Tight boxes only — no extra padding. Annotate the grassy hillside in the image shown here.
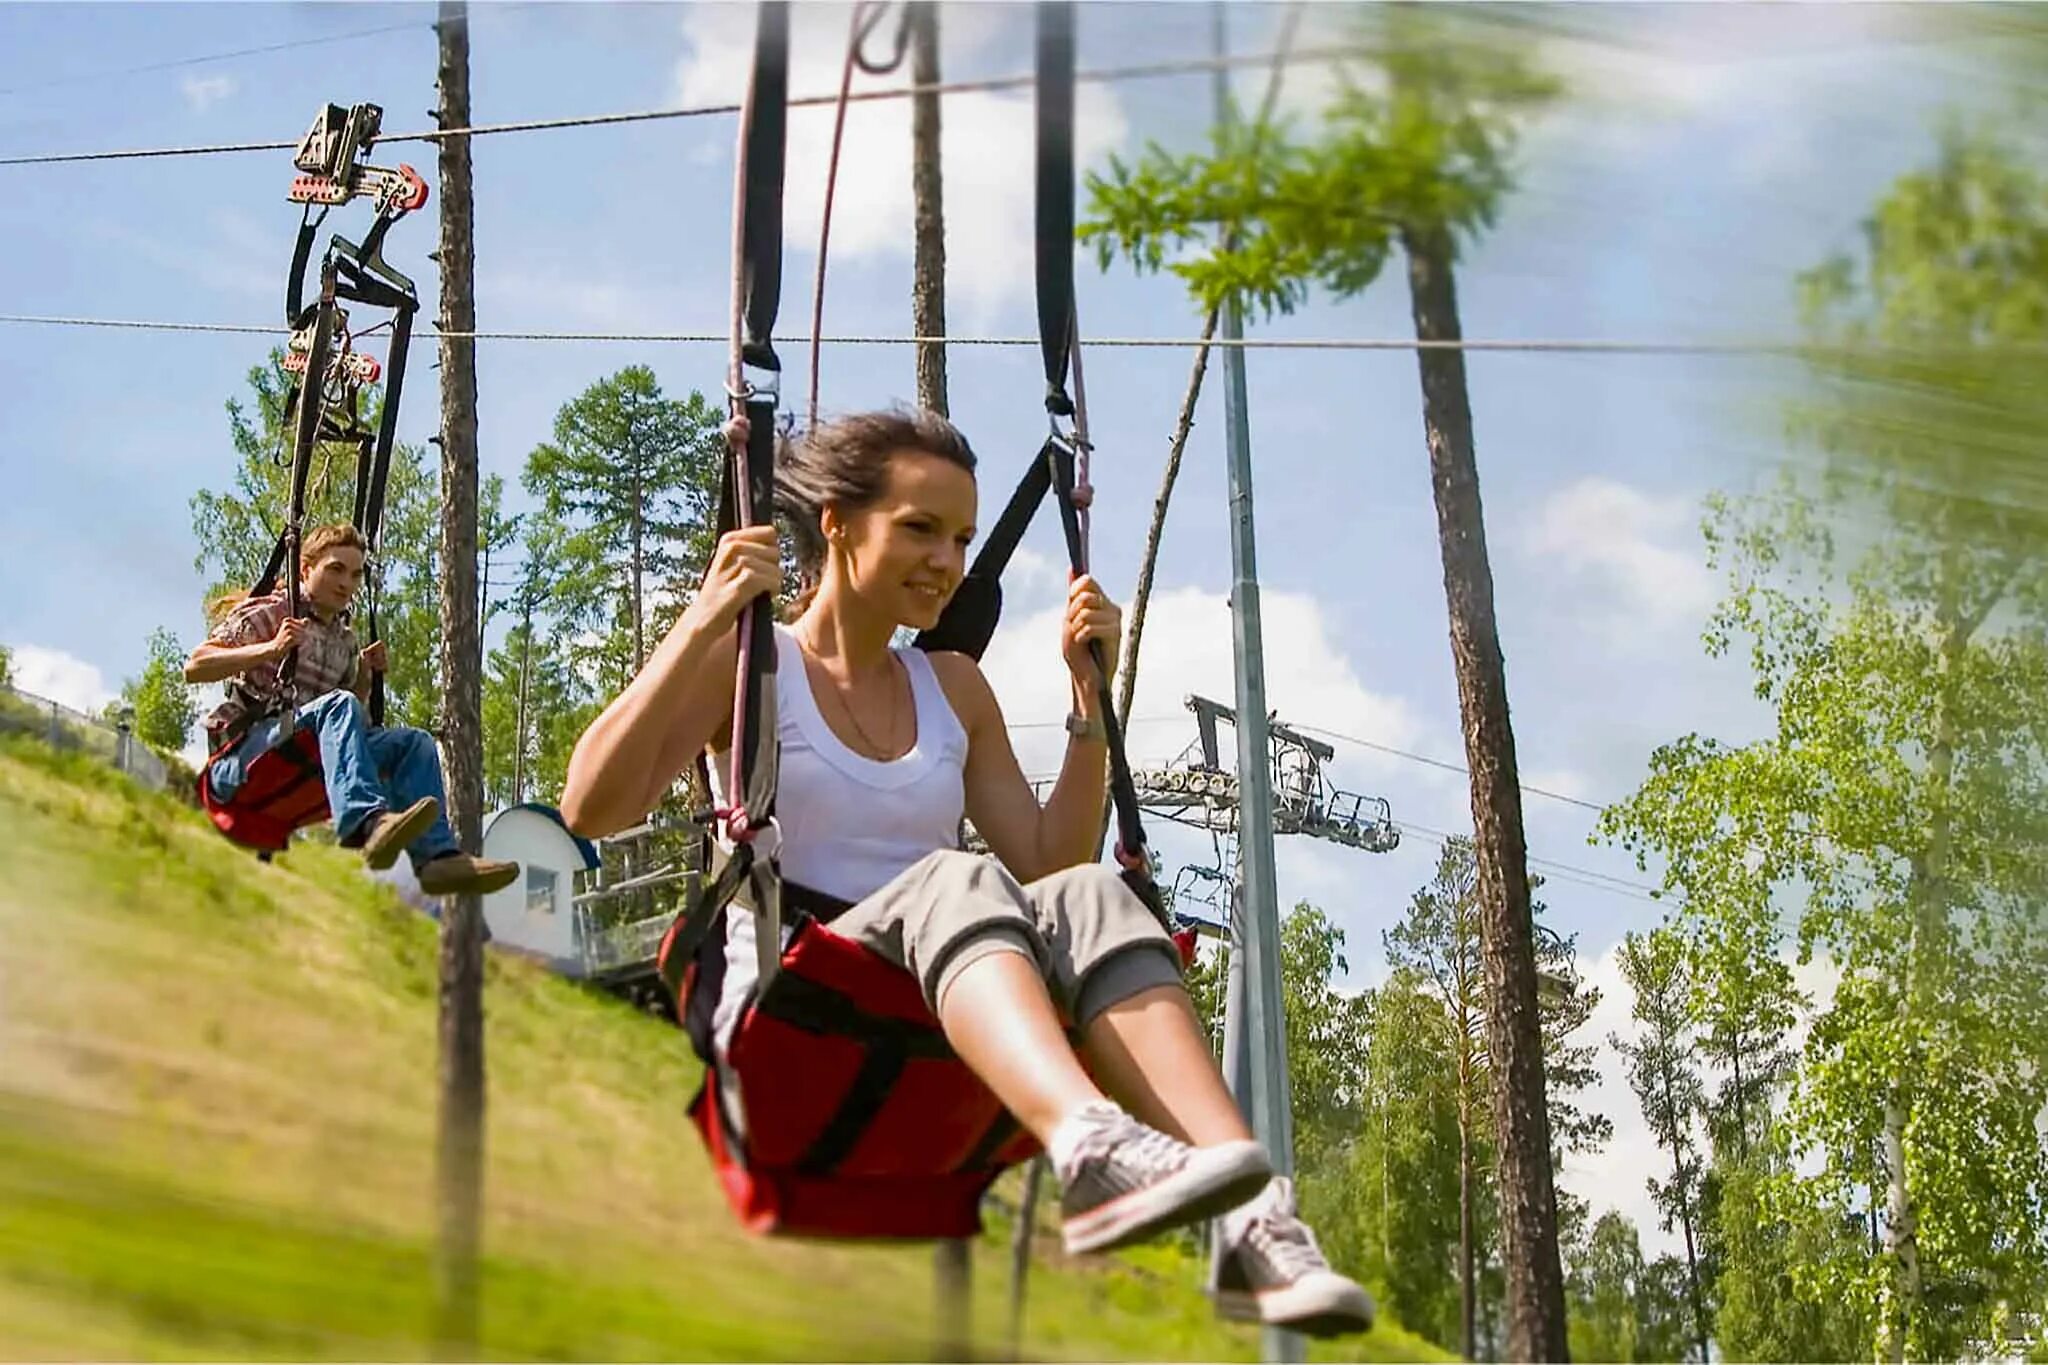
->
[0,737,1448,1362]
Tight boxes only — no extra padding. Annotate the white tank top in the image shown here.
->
[707,626,971,1067]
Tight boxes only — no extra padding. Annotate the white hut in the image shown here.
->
[479,803,601,973]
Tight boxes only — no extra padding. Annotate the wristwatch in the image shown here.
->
[1065,712,1106,742]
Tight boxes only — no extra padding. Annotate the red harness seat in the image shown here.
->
[662,885,1040,1241]
[196,723,330,853]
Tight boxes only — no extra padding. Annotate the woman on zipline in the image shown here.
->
[562,410,1372,1335]
[187,521,519,895]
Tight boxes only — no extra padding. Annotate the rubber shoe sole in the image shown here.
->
[418,858,520,897]
[1062,1140,1271,1256]
[360,798,440,872]
[1215,1273,1377,1337]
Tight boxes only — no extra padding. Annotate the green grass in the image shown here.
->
[0,735,1449,1362]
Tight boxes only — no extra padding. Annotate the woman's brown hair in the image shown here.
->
[773,408,976,617]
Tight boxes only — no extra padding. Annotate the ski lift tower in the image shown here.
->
[1126,694,1401,1237]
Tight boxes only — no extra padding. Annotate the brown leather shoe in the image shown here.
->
[417,853,520,897]
[357,798,441,872]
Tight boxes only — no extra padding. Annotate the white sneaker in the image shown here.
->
[1054,1103,1272,1256]
[1213,1177,1376,1337]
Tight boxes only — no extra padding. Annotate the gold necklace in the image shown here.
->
[799,630,905,759]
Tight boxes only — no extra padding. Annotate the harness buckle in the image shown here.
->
[729,360,783,410]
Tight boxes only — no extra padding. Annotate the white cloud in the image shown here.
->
[674,3,1128,322]
[979,582,1422,784]
[180,73,237,113]
[1521,766,1595,804]
[8,644,117,715]
[1524,478,1716,634]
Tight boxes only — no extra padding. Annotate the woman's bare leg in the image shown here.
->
[936,949,1104,1143]
[1079,983,1253,1147]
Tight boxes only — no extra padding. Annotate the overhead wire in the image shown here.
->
[0,16,436,97]
[0,314,1868,356]
[0,43,1384,167]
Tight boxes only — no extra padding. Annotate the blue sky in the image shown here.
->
[0,1,2013,1253]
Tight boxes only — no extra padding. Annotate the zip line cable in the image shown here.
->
[0,43,1380,167]
[0,314,1858,356]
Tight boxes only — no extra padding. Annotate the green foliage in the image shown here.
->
[1610,929,1710,1358]
[1082,7,1560,315]
[1710,1144,1873,1362]
[190,353,441,727]
[1603,125,2048,1360]
[521,366,724,689]
[0,642,13,690]
[1387,835,1610,1160]
[1568,1210,1643,1363]
[1084,111,1326,320]
[119,627,197,754]
[1336,970,1464,1349]
[1351,838,1610,1356]
[1277,903,1372,1177]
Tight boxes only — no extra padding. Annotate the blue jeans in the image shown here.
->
[209,689,458,867]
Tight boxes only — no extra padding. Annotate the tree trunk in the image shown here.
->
[1730,1039,1747,1164]
[1460,1075,1477,1362]
[1655,1056,1711,1361]
[630,456,646,673]
[512,596,532,805]
[910,1,947,418]
[908,12,972,1350]
[1881,544,1969,1363]
[1881,1095,1916,1364]
[1115,306,1218,731]
[433,2,486,1352]
[1400,222,1566,1362]
[1673,1144,1709,1358]
[1008,1155,1044,1360]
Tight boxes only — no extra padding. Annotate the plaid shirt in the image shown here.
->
[203,590,361,742]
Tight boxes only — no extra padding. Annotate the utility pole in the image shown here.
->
[1211,7,1297,1361]
[908,4,969,1356]
[432,1,485,1353]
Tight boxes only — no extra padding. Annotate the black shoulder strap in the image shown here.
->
[1035,0,1076,420]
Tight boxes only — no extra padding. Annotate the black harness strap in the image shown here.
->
[249,106,424,736]
[664,1,1166,1049]
[734,1,789,379]
[1035,2,1077,419]
[274,265,339,710]
[723,0,791,988]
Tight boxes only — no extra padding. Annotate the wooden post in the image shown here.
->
[433,1,486,1354]
[909,5,972,1355]
[910,0,948,419]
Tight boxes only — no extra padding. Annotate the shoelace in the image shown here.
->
[1066,1109,1186,1181]
[1239,1189,1329,1281]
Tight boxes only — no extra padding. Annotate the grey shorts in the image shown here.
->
[823,848,1184,1028]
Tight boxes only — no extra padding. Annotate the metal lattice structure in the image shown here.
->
[988,693,1402,936]
[1130,695,1400,854]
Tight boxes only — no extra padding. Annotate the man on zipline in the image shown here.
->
[186,521,518,895]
